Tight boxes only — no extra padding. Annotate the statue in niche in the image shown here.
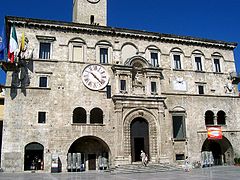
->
[134,71,143,86]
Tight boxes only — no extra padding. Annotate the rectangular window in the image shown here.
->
[214,58,221,72]
[73,46,83,62]
[195,57,203,71]
[176,154,185,161]
[39,42,51,59]
[38,112,46,123]
[106,85,111,99]
[172,115,186,139]
[173,54,181,69]
[120,79,126,92]
[198,85,204,94]
[0,98,4,105]
[150,52,159,67]
[151,81,157,94]
[39,77,48,88]
[100,48,108,64]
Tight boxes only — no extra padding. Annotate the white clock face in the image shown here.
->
[82,64,109,90]
[87,0,100,3]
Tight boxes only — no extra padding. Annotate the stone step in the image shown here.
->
[108,163,182,174]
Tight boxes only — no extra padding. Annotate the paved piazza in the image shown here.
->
[0,166,240,180]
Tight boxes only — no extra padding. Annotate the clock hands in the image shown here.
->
[90,72,102,83]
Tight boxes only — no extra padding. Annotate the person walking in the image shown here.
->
[144,154,148,166]
[140,150,146,166]
[184,156,191,172]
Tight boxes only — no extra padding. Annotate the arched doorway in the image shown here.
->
[68,136,110,171]
[201,136,234,165]
[24,142,44,171]
[130,117,149,162]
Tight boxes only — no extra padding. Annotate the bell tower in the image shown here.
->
[73,0,107,26]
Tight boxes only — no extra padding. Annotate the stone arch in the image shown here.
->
[68,37,86,45]
[121,43,139,62]
[95,40,113,47]
[212,52,223,57]
[145,45,161,53]
[171,106,186,112]
[124,55,151,68]
[67,136,111,171]
[191,49,204,56]
[170,47,185,55]
[201,136,234,165]
[123,108,158,162]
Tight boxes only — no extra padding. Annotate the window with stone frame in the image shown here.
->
[73,107,87,123]
[36,35,56,60]
[213,58,221,73]
[198,85,204,94]
[72,45,83,62]
[217,110,226,125]
[195,56,203,71]
[38,112,46,123]
[151,81,157,94]
[100,47,108,64]
[39,76,48,88]
[173,54,182,70]
[150,52,159,67]
[205,110,214,125]
[39,42,51,59]
[120,79,127,92]
[172,114,186,140]
[90,108,103,124]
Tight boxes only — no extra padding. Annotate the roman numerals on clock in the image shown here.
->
[82,64,109,90]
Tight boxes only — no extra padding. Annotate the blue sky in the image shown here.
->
[0,0,240,86]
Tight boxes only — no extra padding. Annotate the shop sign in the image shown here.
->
[207,126,222,139]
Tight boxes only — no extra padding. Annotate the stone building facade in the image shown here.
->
[1,0,240,172]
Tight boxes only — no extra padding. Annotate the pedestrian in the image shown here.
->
[140,150,146,166]
[184,156,191,172]
[144,154,148,166]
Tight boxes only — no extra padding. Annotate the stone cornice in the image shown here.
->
[6,16,237,50]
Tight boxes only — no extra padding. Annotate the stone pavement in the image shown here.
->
[0,166,239,180]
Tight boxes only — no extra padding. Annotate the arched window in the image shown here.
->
[145,45,161,67]
[96,40,112,64]
[205,110,214,125]
[170,48,184,70]
[90,108,103,124]
[217,110,226,125]
[73,107,87,123]
[68,38,86,62]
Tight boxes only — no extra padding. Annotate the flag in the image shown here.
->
[8,25,18,63]
[20,31,25,51]
[0,26,7,61]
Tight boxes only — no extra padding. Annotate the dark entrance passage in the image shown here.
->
[68,136,110,171]
[88,154,96,170]
[202,136,234,165]
[130,117,149,162]
[24,142,44,171]
[134,138,144,161]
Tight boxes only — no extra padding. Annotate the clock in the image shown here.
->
[82,64,109,90]
[87,0,100,3]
